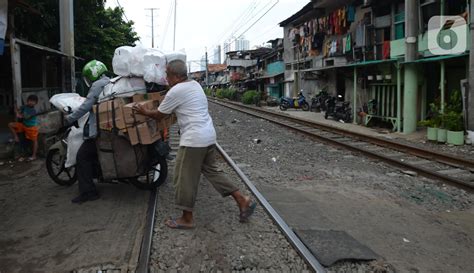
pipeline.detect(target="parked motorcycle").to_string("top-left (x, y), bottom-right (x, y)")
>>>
top-left (324, 95), bottom-right (353, 123)
top-left (279, 91), bottom-right (309, 111)
top-left (46, 106), bottom-right (168, 190)
top-left (310, 90), bottom-right (329, 112)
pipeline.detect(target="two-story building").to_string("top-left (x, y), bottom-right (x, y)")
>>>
top-left (256, 38), bottom-right (285, 99)
top-left (225, 47), bottom-right (273, 91)
top-left (280, 0), bottom-right (469, 133)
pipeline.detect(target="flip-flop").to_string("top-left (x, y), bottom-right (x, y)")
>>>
top-left (26, 157), bottom-right (36, 162)
top-left (239, 201), bottom-right (257, 223)
top-left (17, 157), bottom-right (25, 162)
top-left (165, 218), bottom-right (195, 230)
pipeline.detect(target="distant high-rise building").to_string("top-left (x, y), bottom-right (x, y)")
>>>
top-left (213, 45), bottom-right (221, 64)
top-left (234, 37), bottom-right (250, 51)
top-left (223, 40), bottom-right (232, 54)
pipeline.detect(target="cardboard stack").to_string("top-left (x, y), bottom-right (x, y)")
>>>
top-left (93, 91), bottom-right (176, 145)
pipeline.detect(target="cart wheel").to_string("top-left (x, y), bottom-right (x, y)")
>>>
top-left (46, 148), bottom-right (77, 186)
top-left (131, 156), bottom-right (168, 190)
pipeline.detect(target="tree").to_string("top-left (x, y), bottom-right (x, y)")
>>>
top-left (11, 0), bottom-right (139, 70)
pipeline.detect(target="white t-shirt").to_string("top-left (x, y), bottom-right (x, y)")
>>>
top-left (158, 80), bottom-right (216, 147)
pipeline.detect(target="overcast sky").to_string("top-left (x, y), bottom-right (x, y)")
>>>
top-left (105, 0), bottom-right (309, 72)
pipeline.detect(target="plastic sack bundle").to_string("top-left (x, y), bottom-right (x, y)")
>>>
top-left (165, 50), bottom-right (187, 63)
top-left (129, 45), bottom-right (148, 77)
top-left (49, 93), bottom-right (86, 113)
top-left (99, 76), bottom-right (146, 102)
top-left (143, 49), bottom-right (168, 85)
top-left (112, 46), bottom-right (133, 76)
top-left (65, 113), bottom-right (89, 168)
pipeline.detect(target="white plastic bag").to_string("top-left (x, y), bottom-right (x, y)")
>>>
top-left (165, 50), bottom-right (187, 63)
top-left (65, 113), bottom-right (89, 168)
top-left (129, 45), bottom-right (148, 77)
top-left (49, 93), bottom-right (86, 113)
top-left (143, 49), bottom-right (168, 85)
top-left (112, 46), bottom-right (133, 76)
top-left (99, 76), bottom-right (146, 101)
top-left (467, 130), bottom-right (474, 145)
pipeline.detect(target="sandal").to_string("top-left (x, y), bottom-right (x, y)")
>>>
top-left (17, 157), bottom-right (25, 162)
top-left (26, 157), bottom-right (36, 162)
top-left (165, 218), bottom-right (195, 230)
top-left (239, 201), bottom-right (257, 223)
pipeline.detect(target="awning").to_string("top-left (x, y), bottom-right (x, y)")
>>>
top-left (15, 38), bottom-right (82, 59)
top-left (257, 72), bottom-right (284, 79)
top-left (401, 52), bottom-right (468, 64)
top-left (345, 58), bottom-right (398, 67)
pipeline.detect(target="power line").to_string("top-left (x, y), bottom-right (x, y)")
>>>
top-left (160, 0), bottom-right (174, 49)
top-left (116, 0), bottom-right (129, 23)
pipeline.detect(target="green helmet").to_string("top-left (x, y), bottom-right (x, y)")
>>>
top-left (82, 60), bottom-right (108, 87)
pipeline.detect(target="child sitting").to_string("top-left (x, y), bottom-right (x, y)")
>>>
top-left (8, 95), bottom-right (39, 162)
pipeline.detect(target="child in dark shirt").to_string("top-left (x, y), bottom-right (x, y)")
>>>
top-left (8, 95), bottom-right (39, 161)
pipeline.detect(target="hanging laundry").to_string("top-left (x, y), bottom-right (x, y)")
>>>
top-left (383, 40), bottom-right (391, 59)
top-left (345, 33), bottom-right (352, 53)
top-left (347, 5), bottom-right (355, 23)
top-left (355, 23), bottom-right (364, 47)
top-left (312, 32), bottom-right (325, 50)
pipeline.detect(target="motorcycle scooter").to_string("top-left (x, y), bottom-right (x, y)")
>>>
top-left (46, 106), bottom-right (168, 190)
top-left (279, 91), bottom-right (310, 111)
top-left (324, 95), bottom-right (353, 123)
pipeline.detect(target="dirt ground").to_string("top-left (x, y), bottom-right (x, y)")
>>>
top-left (0, 159), bottom-right (149, 273)
top-left (208, 103), bottom-right (474, 273)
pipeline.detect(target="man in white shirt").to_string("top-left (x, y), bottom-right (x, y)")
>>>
top-left (134, 60), bottom-right (256, 229)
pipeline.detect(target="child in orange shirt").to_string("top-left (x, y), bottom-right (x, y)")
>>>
top-left (8, 95), bottom-right (39, 161)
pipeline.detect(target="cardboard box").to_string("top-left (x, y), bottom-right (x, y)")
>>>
top-left (123, 100), bottom-right (159, 125)
top-left (133, 91), bottom-right (165, 103)
top-left (127, 119), bottom-right (162, 145)
top-left (94, 98), bottom-right (130, 131)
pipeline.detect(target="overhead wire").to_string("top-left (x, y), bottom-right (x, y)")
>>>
top-left (160, 0), bottom-right (174, 49)
top-left (116, 0), bottom-right (130, 23)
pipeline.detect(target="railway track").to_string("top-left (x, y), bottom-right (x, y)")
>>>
top-left (146, 125), bottom-right (327, 272)
top-left (209, 99), bottom-right (474, 192)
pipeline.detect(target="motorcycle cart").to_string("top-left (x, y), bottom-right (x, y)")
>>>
top-left (46, 98), bottom-right (170, 191)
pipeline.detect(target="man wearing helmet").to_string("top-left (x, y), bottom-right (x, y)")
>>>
top-left (66, 60), bottom-right (109, 204)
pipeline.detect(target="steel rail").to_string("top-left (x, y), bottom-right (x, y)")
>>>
top-left (136, 189), bottom-right (158, 273)
top-left (211, 99), bottom-right (474, 170)
top-left (216, 142), bottom-right (326, 273)
top-left (210, 100), bottom-right (474, 192)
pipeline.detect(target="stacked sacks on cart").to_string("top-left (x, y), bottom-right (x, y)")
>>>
top-left (95, 45), bottom-right (181, 146)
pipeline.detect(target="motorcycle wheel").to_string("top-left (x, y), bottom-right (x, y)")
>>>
top-left (302, 102), bottom-right (310, 111)
top-left (279, 102), bottom-right (288, 111)
top-left (130, 156), bottom-right (168, 190)
top-left (324, 112), bottom-right (329, 119)
top-left (46, 148), bottom-right (77, 186)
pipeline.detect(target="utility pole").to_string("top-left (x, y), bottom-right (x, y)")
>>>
top-left (468, 0), bottom-right (474, 130)
top-left (205, 49), bottom-right (209, 87)
top-left (173, 0), bottom-right (177, 51)
top-left (59, 0), bottom-right (75, 92)
top-left (145, 8), bottom-right (158, 48)
top-left (403, 0), bottom-right (419, 133)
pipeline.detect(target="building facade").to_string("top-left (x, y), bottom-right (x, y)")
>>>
top-left (280, 0), bottom-right (470, 133)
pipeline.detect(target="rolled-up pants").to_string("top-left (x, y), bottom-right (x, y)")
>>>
top-left (173, 145), bottom-right (239, 211)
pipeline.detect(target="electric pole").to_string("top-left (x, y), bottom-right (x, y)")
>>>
top-left (145, 8), bottom-right (158, 48)
top-left (205, 49), bottom-right (209, 87)
top-left (173, 0), bottom-right (177, 50)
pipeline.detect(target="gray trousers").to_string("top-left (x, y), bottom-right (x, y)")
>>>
top-left (173, 145), bottom-right (239, 211)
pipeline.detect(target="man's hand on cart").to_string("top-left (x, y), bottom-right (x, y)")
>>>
top-left (132, 103), bottom-right (151, 117)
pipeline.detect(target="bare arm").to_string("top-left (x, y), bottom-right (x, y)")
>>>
top-left (133, 104), bottom-right (168, 121)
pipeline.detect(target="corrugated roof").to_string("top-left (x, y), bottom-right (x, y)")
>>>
top-left (208, 64), bottom-right (227, 73)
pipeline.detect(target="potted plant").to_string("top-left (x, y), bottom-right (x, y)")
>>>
top-left (444, 111), bottom-right (464, 145)
top-left (419, 103), bottom-right (441, 141)
top-left (443, 90), bottom-right (464, 145)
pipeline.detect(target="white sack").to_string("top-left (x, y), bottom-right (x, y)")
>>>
top-left (49, 93), bottom-right (86, 113)
top-left (65, 113), bottom-right (89, 168)
top-left (112, 46), bottom-right (133, 76)
top-left (165, 50), bottom-right (187, 63)
top-left (129, 45), bottom-right (148, 77)
top-left (99, 76), bottom-right (146, 102)
top-left (143, 49), bottom-right (168, 85)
